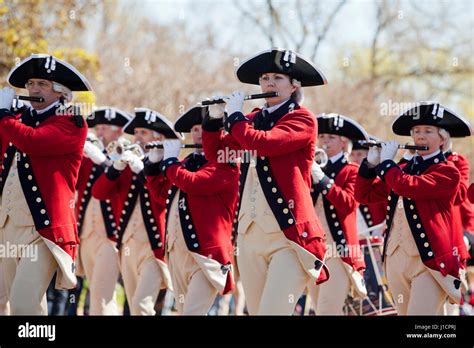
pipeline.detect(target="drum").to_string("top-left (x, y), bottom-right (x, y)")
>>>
top-left (344, 236), bottom-right (397, 316)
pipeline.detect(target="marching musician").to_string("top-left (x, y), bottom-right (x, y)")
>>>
top-left (146, 105), bottom-right (239, 314)
top-left (440, 117), bottom-right (473, 314)
top-left (0, 54), bottom-right (92, 314)
top-left (75, 107), bottom-right (132, 315)
top-left (204, 48), bottom-right (330, 315)
top-left (441, 126), bottom-right (474, 266)
top-left (307, 113), bottom-right (367, 315)
top-left (349, 135), bottom-right (397, 316)
top-left (355, 102), bottom-right (470, 314)
top-left (91, 108), bottom-right (176, 315)
top-left (468, 180), bottom-right (474, 309)
top-left (350, 136), bottom-right (387, 238)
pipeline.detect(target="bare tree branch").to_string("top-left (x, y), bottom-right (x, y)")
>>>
top-left (296, 0), bottom-right (309, 51)
top-left (310, 0), bottom-right (348, 61)
top-left (234, 1), bottom-right (274, 46)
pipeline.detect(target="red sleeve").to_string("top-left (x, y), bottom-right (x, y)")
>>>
top-left (165, 162), bottom-right (237, 196)
top-left (92, 168), bottom-right (124, 200)
top-left (325, 165), bottom-right (358, 215)
top-left (202, 129), bottom-right (241, 163)
top-left (76, 157), bottom-right (91, 190)
top-left (461, 195), bottom-right (474, 232)
top-left (0, 116), bottom-right (86, 156)
top-left (451, 154), bottom-right (469, 205)
top-left (369, 201), bottom-right (388, 225)
top-left (383, 164), bottom-right (460, 200)
top-left (468, 184), bottom-right (474, 204)
top-left (146, 173), bottom-right (171, 206)
top-left (229, 109), bottom-right (315, 157)
top-left (355, 168), bottom-right (391, 205)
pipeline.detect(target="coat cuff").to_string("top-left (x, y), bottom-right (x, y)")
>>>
top-left (313, 175), bottom-right (334, 196)
top-left (224, 112), bottom-right (248, 133)
top-left (161, 157), bottom-right (180, 176)
top-left (202, 113), bottom-right (224, 132)
top-left (0, 108), bottom-right (15, 120)
top-left (375, 160), bottom-right (398, 179)
top-left (105, 166), bottom-right (123, 180)
top-left (358, 159), bottom-right (377, 179)
top-left (143, 159), bottom-right (163, 176)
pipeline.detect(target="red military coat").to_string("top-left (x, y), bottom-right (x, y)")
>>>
top-left (469, 183), bottom-right (474, 204)
top-left (355, 154), bottom-right (462, 303)
top-left (358, 202), bottom-right (387, 230)
top-left (0, 105), bottom-right (86, 289)
top-left (92, 164), bottom-right (170, 261)
top-left (204, 99), bottom-right (329, 284)
top-left (76, 157), bottom-right (120, 241)
top-left (461, 195), bottom-right (474, 233)
top-left (152, 152), bottom-right (239, 294)
top-left (311, 158), bottom-right (365, 271)
top-left (445, 151), bottom-right (473, 263)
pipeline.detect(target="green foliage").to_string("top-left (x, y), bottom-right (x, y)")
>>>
top-left (0, 0), bottom-right (100, 85)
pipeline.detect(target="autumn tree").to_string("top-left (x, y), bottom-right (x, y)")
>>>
top-left (0, 0), bottom-right (101, 104)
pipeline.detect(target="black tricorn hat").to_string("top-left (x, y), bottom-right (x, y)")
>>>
top-left (86, 107), bottom-right (132, 128)
top-left (392, 102), bottom-right (472, 137)
top-left (7, 54), bottom-right (92, 91)
top-left (317, 113), bottom-right (369, 141)
top-left (236, 48), bottom-right (327, 87)
top-left (124, 108), bottom-right (184, 139)
top-left (174, 106), bottom-right (208, 133)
